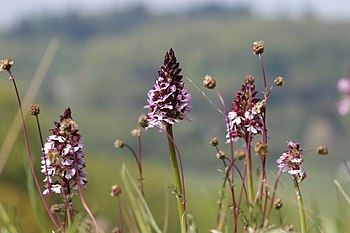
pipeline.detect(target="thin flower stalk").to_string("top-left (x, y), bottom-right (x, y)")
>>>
top-left (1, 62), bottom-right (59, 230)
top-left (293, 178), bottom-right (306, 233)
top-left (165, 124), bottom-right (185, 225)
top-left (214, 88), bottom-right (239, 231)
top-left (114, 138), bottom-right (144, 196)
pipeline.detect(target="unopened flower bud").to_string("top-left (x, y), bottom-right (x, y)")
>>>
top-left (138, 114), bottom-right (148, 128)
top-left (114, 139), bottom-right (124, 148)
top-left (216, 150), bottom-right (225, 159)
top-left (50, 204), bottom-right (63, 214)
top-left (254, 141), bottom-right (268, 156)
top-left (316, 145), bottom-right (328, 155)
top-left (110, 184), bottom-right (122, 197)
top-left (203, 75), bottom-right (216, 89)
top-left (253, 41), bottom-right (264, 55)
top-left (30, 104), bottom-right (40, 116)
top-left (274, 76), bottom-right (284, 86)
top-left (283, 224), bottom-right (295, 232)
top-left (130, 128), bottom-right (140, 137)
top-left (234, 148), bottom-right (245, 160)
top-left (273, 198), bottom-right (283, 210)
top-left (209, 136), bottom-right (218, 146)
top-left (0, 58), bottom-right (14, 72)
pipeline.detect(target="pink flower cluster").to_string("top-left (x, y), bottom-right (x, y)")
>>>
top-left (226, 75), bottom-right (263, 143)
top-left (337, 77), bottom-right (350, 115)
top-left (41, 108), bottom-right (87, 195)
top-left (144, 48), bottom-right (191, 130)
top-left (276, 141), bottom-right (306, 182)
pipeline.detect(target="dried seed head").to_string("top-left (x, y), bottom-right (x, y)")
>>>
top-left (0, 58), bottom-right (14, 72)
top-left (273, 198), bottom-right (283, 210)
top-left (50, 204), bottom-right (63, 214)
top-left (110, 184), bottom-right (122, 197)
top-left (130, 128), bottom-right (140, 137)
top-left (234, 148), bottom-right (245, 160)
top-left (138, 114), bottom-right (148, 128)
top-left (216, 150), bottom-right (226, 160)
top-left (283, 224), bottom-right (295, 232)
top-left (253, 41), bottom-right (264, 55)
top-left (30, 104), bottom-right (40, 116)
top-left (274, 76), bottom-right (284, 86)
top-left (114, 139), bottom-right (124, 149)
top-left (209, 136), bottom-right (219, 147)
top-left (316, 145), bottom-right (328, 155)
top-left (254, 141), bottom-right (268, 156)
top-left (203, 75), bottom-right (216, 89)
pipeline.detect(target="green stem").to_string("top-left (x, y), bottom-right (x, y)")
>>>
top-left (165, 124), bottom-right (184, 227)
top-left (246, 135), bottom-right (254, 208)
top-left (293, 178), bottom-right (306, 233)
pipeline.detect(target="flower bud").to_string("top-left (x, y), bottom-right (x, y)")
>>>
top-left (316, 145), bottom-right (328, 155)
top-left (30, 104), bottom-right (40, 116)
top-left (234, 148), bottom-right (245, 160)
top-left (130, 128), bottom-right (140, 137)
top-left (209, 136), bottom-right (219, 147)
top-left (274, 76), bottom-right (284, 86)
top-left (253, 41), bottom-right (264, 55)
top-left (0, 58), bottom-right (14, 72)
top-left (254, 141), bottom-right (268, 156)
top-left (110, 184), bottom-right (122, 197)
top-left (114, 139), bottom-right (125, 148)
top-left (138, 114), bottom-right (148, 128)
top-left (273, 198), bottom-right (283, 210)
top-left (203, 75), bottom-right (216, 89)
top-left (216, 150), bottom-right (225, 160)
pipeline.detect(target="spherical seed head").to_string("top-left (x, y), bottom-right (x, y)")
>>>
top-left (114, 139), bottom-right (124, 148)
top-left (50, 204), bottom-right (63, 214)
top-left (209, 136), bottom-right (219, 146)
top-left (110, 184), bottom-right (122, 197)
top-left (138, 114), bottom-right (148, 128)
top-left (283, 225), bottom-right (295, 232)
top-left (234, 148), bottom-right (245, 160)
top-left (274, 76), bottom-right (284, 86)
top-left (130, 128), bottom-right (140, 137)
top-left (30, 104), bottom-right (40, 116)
top-left (203, 75), bottom-right (216, 89)
top-left (254, 141), bottom-right (268, 156)
top-left (0, 58), bottom-right (14, 72)
top-left (253, 41), bottom-right (264, 55)
top-left (216, 150), bottom-right (226, 159)
top-left (316, 145), bottom-right (328, 155)
top-left (273, 198), bottom-right (283, 210)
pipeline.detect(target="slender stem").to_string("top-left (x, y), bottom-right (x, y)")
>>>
top-left (214, 89), bottom-right (238, 232)
top-left (245, 134), bottom-right (254, 208)
top-left (267, 170), bottom-right (282, 219)
top-left (73, 146), bottom-right (99, 233)
top-left (9, 72), bottom-right (59, 229)
top-left (293, 178), bottom-right (307, 233)
top-left (117, 197), bottom-right (123, 233)
top-left (137, 127), bottom-right (145, 196)
top-left (165, 124), bottom-right (184, 227)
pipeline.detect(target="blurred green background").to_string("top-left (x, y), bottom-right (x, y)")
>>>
top-left (1, 3), bottom-right (350, 232)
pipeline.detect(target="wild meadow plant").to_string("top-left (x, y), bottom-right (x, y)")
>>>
top-left (0, 42), bottom-right (330, 233)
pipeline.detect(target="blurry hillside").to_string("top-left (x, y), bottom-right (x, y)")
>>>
top-left (1, 4), bottom-right (350, 232)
